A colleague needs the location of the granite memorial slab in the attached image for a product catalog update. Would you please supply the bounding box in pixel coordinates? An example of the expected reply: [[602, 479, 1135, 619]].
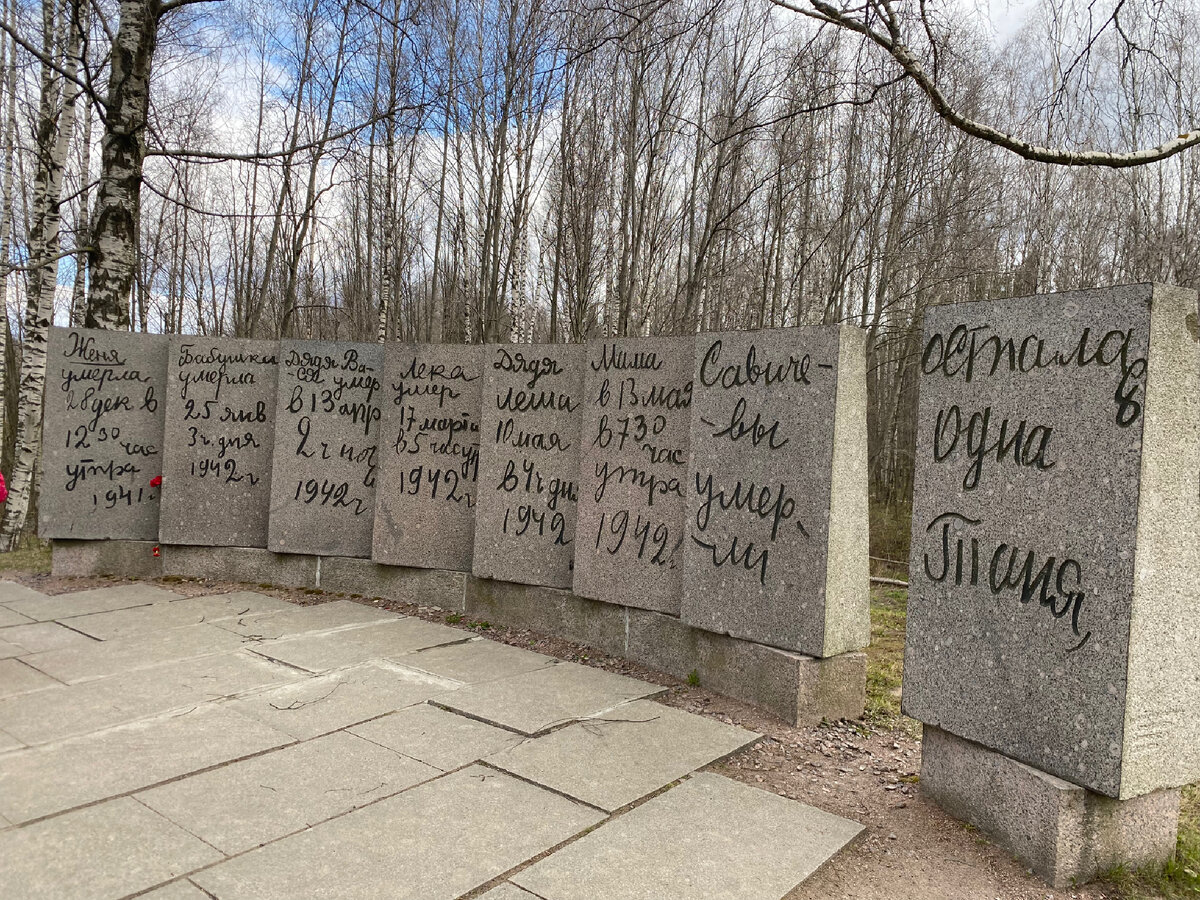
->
[[680, 326, 869, 658], [160, 337, 279, 547], [903, 283, 1200, 800], [267, 340, 383, 557], [573, 337, 692, 613], [39, 327, 168, 540], [473, 344, 584, 589], [373, 344, 483, 570]]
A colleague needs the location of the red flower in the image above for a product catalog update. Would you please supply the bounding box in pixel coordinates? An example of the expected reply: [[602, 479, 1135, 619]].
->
[[150, 475, 163, 487], [152, 546, 161, 558]]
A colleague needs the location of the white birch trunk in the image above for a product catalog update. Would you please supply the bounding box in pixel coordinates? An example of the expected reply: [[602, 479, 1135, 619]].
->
[[0, 0, 82, 548]]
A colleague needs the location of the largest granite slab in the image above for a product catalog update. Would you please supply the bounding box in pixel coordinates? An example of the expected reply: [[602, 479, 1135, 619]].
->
[[680, 326, 869, 657], [39, 327, 168, 540], [267, 340, 383, 557], [902, 283, 1200, 800], [160, 337, 279, 547]]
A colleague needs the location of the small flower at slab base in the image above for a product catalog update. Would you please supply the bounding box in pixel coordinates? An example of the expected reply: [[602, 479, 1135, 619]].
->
[[150, 475, 162, 487], [152, 546, 161, 558]]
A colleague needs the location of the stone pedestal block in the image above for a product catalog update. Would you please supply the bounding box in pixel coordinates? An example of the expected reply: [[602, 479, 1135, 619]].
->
[[317, 556, 466, 610], [161, 545, 317, 588], [463, 577, 627, 658], [463, 576, 865, 725], [52, 540, 163, 578], [905, 283, 1200, 800], [624, 607, 865, 725], [920, 726, 1180, 888]]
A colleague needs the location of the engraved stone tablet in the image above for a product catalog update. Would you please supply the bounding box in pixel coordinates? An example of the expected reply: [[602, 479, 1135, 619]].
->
[[573, 338, 693, 613], [903, 283, 1200, 800], [40, 327, 168, 540], [473, 345, 584, 589], [681, 326, 868, 658], [373, 344, 483, 570], [159, 338, 279, 547], [267, 340, 382, 558]]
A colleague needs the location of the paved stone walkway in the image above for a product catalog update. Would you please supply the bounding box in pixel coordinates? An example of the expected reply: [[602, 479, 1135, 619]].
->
[[0, 580, 862, 899]]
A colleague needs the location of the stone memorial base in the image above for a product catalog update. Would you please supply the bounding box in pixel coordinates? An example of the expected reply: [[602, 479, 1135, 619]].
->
[[163, 545, 318, 587], [49, 541, 865, 726], [52, 540, 164, 578], [463, 578, 865, 726], [920, 726, 1180, 888]]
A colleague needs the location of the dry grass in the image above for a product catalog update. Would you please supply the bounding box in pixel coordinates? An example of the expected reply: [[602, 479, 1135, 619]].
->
[[864, 585, 920, 738], [1106, 784, 1200, 898], [0, 537, 51, 574]]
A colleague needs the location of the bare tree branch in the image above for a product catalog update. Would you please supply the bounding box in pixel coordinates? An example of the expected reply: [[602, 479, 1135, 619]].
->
[[769, 0, 1200, 167]]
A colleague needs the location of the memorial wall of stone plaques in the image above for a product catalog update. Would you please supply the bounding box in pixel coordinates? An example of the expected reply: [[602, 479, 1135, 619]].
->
[[681, 326, 870, 658], [40, 327, 169, 540], [472, 344, 585, 589], [266, 340, 383, 558], [574, 338, 693, 614], [373, 344, 483, 570], [38, 325, 870, 665], [160, 337, 279, 547], [903, 283, 1200, 800]]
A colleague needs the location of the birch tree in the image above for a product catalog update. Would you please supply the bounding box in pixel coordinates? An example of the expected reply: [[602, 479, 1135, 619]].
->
[[0, 0, 83, 549]]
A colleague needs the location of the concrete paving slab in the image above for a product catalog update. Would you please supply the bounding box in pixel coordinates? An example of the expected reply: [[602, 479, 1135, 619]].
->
[[2, 583, 182, 622], [479, 886, 542, 900], [437, 662, 665, 735], [0, 728, 23, 753], [66, 591, 294, 640], [0, 581, 49, 610], [139, 731, 439, 854], [0, 650, 302, 745], [24, 623, 250, 683], [402, 637, 556, 684], [350, 702, 524, 771], [0, 796, 222, 900], [513, 772, 863, 900], [215, 599, 400, 641], [0, 621, 97, 655], [191, 766, 605, 900], [0, 637, 22, 659], [487, 699, 759, 811], [140, 881, 212, 900], [227, 662, 462, 740], [0, 704, 294, 823], [0, 658, 60, 699], [0, 604, 34, 627], [251, 617, 468, 672]]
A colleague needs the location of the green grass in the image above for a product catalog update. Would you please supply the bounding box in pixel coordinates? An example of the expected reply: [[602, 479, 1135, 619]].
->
[[1105, 785, 1200, 898], [865, 585, 919, 735], [0, 537, 51, 574]]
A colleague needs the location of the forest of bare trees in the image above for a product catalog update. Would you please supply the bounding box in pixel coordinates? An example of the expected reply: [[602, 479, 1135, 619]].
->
[[1, 0, 1198, 547]]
